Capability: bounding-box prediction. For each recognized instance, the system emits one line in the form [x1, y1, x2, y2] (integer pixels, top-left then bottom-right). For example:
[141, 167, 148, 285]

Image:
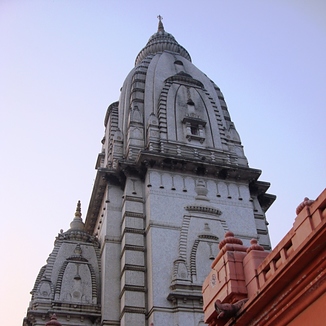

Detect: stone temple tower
[24, 19, 275, 326]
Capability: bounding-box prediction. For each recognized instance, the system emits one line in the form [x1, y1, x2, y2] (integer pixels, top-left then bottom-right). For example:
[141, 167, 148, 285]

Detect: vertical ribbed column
[120, 176, 146, 325]
[101, 184, 123, 325]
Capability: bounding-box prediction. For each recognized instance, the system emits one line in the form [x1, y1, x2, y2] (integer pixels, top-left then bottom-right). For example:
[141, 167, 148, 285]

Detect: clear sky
[1, 1, 325, 325]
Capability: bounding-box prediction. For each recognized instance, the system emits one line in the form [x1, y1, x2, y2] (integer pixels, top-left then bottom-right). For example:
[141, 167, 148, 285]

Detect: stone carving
[190, 223, 219, 283]
[53, 242, 98, 305]
[172, 258, 190, 281]
[129, 126, 143, 139]
[194, 179, 208, 200]
[37, 279, 53, 298]
[58, 261, 93, 303]
[214, 298, 248, 320]
[184, 205, 221, 216]
[130, 105, 142, 123]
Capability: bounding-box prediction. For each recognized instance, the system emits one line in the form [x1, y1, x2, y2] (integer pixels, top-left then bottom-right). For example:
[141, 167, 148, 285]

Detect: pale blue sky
[1, 1, 325, 324]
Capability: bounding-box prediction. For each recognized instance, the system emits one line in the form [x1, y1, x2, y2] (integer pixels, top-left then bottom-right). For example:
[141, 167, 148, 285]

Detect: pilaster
[120, 176, 146, 325]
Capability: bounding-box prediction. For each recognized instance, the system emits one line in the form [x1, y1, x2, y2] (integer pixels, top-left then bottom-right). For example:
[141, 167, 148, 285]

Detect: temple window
[182, 118, 206, 143]
[191, 125, 199, 135]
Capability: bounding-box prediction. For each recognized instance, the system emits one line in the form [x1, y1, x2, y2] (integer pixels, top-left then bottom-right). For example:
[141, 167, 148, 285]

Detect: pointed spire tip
[157, 15, 164, 32]
[75, 200, 82, 217]
[69, 200, 85, 231]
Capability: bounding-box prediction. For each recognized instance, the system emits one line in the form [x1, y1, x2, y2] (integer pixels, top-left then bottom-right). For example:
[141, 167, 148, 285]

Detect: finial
[75, 200, 82, 217]
[296, 197, 315, 215]
[157, 15, 164, 32]
[247, 239, 264, 253]
[218, 231, 243, 250]
[69, 200, 85, 231]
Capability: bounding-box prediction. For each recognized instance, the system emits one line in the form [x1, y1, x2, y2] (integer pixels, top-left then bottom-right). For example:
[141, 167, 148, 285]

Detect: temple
[23, 19, 275, 326]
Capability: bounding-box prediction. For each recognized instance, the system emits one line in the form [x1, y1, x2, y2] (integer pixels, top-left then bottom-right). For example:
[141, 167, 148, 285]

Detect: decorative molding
[54, 260, 98, 304]
[56, 230, 99, 245]
[122, 211, 145, 219]
[120, 306, 146, 317]
[198, 234, 219, 241]
[179, 215, 191, 260]
[145, 221, 180, 232]
[122, 228, 145, 235]
[121, 264, 146, 274]
[104, 236, 121, 244]
[184, 205, 222, 216]
[120, 285, 146, 296]
[121, 244, 145, 253]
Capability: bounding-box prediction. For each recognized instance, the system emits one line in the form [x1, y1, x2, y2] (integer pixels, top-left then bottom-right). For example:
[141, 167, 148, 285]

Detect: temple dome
[135, 17, 191, 65]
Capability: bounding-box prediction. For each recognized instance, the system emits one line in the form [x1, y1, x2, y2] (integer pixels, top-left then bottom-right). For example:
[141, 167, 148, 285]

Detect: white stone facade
[24, 20, 275, 326]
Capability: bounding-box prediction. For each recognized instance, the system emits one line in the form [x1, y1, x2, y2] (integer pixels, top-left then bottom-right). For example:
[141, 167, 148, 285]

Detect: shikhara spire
[24, 21, 274, 326]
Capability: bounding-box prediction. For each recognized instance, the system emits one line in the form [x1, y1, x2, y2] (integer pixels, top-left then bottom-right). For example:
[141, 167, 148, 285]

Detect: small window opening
[174, 60, 183, 66]
[191, 126, 199, 135]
